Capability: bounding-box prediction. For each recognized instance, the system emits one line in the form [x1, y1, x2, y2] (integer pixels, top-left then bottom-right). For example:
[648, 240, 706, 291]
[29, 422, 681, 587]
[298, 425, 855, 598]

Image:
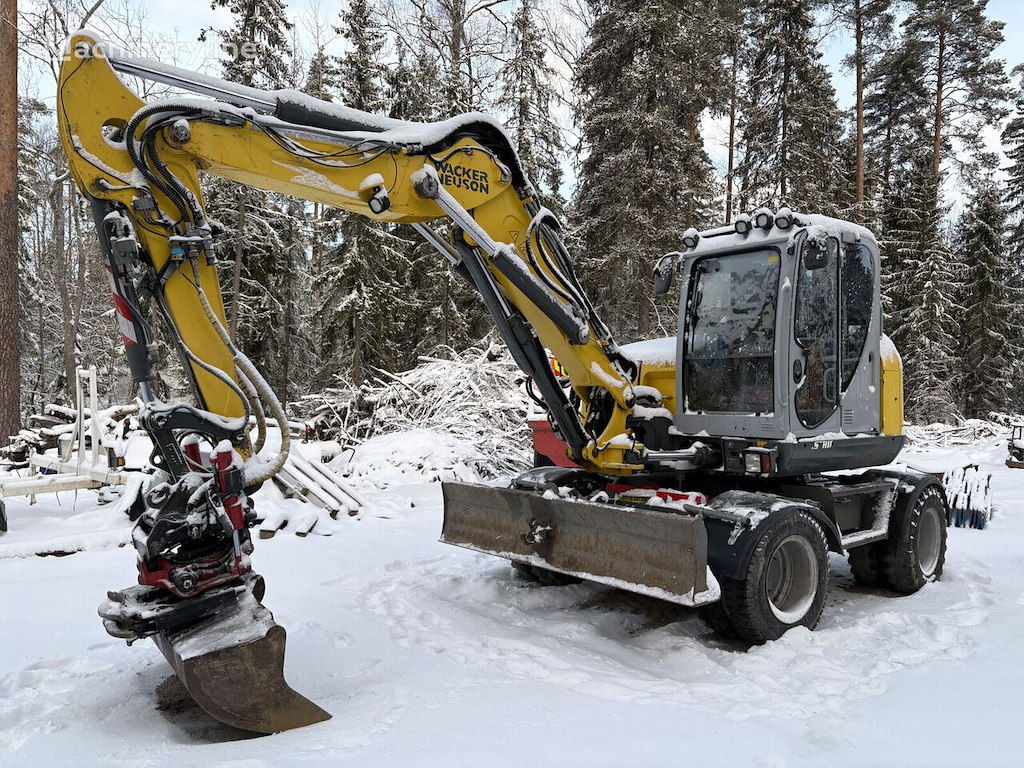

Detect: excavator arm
[56, 32, 655, 732]
[59, 32, 644, 476]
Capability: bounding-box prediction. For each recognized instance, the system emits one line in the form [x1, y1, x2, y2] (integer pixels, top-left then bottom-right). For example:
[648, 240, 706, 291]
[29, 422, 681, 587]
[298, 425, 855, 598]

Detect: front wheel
[720, 511, 830, 644]
[884, 484, 947, 594]
[511, 561, 581, 587]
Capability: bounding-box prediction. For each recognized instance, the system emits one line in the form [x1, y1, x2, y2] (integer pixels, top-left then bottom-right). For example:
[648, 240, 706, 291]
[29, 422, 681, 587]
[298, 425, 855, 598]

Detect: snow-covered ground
[1, 430, 1022, 767]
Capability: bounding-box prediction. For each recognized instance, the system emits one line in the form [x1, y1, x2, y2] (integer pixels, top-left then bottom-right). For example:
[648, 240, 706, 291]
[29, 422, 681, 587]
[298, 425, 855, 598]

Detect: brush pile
[297, 344, 533, 478]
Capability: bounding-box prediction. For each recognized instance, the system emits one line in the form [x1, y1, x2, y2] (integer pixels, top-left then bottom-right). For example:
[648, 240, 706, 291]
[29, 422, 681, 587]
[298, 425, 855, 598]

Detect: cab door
[790, 233, 842, 436]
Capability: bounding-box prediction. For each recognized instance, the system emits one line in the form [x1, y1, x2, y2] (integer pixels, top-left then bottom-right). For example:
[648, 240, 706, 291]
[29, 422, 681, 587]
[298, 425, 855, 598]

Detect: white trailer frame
[0, 367, 127, 533]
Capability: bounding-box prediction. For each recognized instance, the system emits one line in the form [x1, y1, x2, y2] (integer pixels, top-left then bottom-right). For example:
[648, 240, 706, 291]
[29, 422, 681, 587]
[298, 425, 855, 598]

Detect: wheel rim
[917, 504, 942, 577]
[765, 535, 819, 624]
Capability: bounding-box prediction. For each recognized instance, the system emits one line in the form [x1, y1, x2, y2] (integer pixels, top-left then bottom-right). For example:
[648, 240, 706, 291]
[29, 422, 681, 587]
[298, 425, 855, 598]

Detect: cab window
[685, 249, 780, 415]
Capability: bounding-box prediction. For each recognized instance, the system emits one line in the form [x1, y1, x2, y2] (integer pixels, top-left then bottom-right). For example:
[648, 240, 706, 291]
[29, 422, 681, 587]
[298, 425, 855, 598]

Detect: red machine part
[137, 443, 252, 598]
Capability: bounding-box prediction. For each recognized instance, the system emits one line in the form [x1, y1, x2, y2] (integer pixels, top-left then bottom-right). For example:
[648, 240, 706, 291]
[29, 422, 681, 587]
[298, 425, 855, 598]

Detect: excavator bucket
[441, 482, 715, 606]
[152, 591, 330, 734]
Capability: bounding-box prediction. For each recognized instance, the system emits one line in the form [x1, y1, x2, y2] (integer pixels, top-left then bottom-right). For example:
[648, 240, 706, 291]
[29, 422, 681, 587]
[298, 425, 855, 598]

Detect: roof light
[682, 228, 700, 249]
[754, 208, 774, 230]
[774, 207, 794, 230]
[734, 214, 752, 235]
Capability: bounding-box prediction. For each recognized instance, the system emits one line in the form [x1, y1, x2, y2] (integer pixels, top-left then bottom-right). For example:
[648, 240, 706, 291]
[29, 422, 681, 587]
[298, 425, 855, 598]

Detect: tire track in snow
[358, 550, 992, 721]
[0, 654, 120, 750]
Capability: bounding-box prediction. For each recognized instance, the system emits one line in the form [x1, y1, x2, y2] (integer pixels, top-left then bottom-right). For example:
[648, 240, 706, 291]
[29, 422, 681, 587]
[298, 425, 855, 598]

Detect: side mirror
[802, 235, 831, 271]
[653, 253, 678, 296]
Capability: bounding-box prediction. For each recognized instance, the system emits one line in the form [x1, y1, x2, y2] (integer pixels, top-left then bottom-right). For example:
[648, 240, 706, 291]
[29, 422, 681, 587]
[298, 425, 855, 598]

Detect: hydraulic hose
[190, 261, 290, 486]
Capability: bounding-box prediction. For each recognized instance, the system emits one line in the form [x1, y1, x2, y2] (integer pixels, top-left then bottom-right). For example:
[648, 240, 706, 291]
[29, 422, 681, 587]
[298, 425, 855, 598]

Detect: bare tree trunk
[71, 184, 88, 339]
[441, 272, 450, 348]
[854, 0, 865, 214]
[0, 0, 21, 440]
[310, 201, 321, 348]
[780, 59, 790, 201]
[725, 38, 738, 222]
[281, 199, 299, 404]
[352, 298, 363, 385]
[36, 303, 44, 412]
[933, 27, 945, 181]
[52, 176, 78, 407]
[449, 0, 465, 110]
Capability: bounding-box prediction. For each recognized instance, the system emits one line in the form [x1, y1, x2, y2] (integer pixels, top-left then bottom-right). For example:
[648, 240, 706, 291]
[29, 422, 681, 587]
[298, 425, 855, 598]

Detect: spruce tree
[955, 182, 1023, 418]
[199, 0, 298, 393]
[497, 0, 565, 210]
[573, 0, 724, 341]
[884, 154, 960, 423]
[736, 0, 844, 214]
[320, 0, 414, 383]
[1002, 65, 1024, 269]
[863, 37, 931, 205]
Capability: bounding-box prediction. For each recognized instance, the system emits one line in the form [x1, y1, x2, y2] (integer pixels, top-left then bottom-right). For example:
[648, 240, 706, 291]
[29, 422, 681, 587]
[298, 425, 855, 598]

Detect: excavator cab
[649, 211, 904, 476]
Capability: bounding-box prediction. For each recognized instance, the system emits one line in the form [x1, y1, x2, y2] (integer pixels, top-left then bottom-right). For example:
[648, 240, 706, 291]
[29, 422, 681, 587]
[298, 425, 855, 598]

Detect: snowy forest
[10, 0, 1024, 427]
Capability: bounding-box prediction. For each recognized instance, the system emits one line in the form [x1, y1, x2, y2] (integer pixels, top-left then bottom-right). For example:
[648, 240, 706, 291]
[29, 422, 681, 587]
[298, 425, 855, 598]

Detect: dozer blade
[441, 481, 717, 606]
[152, 590, 330, 734]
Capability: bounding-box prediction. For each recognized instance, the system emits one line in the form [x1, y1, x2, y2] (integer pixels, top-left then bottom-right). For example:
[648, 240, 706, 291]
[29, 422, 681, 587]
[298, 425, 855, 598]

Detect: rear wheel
[720, 511, 829, 644]
[511, 561, 581, 587]
[848, 541, 887, 587]
[884, 485, 947, 594]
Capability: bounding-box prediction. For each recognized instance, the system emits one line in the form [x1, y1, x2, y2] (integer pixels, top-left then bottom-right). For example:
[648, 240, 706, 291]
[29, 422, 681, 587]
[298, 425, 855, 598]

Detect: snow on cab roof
[683, 209, 878, 257]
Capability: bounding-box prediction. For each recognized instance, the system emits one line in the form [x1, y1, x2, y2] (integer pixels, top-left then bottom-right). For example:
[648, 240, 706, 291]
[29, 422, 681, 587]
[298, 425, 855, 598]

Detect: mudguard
[869, 469, 947, 525]
[703, 490, 842, 582]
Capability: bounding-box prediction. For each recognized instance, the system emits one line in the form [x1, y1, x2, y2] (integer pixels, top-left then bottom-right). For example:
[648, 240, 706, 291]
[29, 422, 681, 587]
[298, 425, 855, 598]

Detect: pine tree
[574, 0, 724, 341]
[954, 181, 1023, 418]
[736, 0, 844, 213]
[497, 0, 565, 210]
[903, 0, 1008, 180]
[836, 0, 895, 219]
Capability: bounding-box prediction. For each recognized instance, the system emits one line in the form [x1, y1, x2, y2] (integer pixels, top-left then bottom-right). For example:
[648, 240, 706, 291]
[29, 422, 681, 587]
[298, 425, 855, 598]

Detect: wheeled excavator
[55, 31, 949, 734]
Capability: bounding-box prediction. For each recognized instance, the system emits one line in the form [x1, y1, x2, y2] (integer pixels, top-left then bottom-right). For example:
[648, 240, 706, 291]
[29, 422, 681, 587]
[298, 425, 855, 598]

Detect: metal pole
[89, 365, 99, 466]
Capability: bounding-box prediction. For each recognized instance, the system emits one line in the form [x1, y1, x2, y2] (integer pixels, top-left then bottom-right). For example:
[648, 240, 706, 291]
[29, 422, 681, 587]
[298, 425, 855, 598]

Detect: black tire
[698, 599, 736, 636]
[848, 541, 888, 587]
[720, 511, 830, 644]
[511, 561, 581, 587]
[884, 484, 947, 594]
[533, 450, 555, 468]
